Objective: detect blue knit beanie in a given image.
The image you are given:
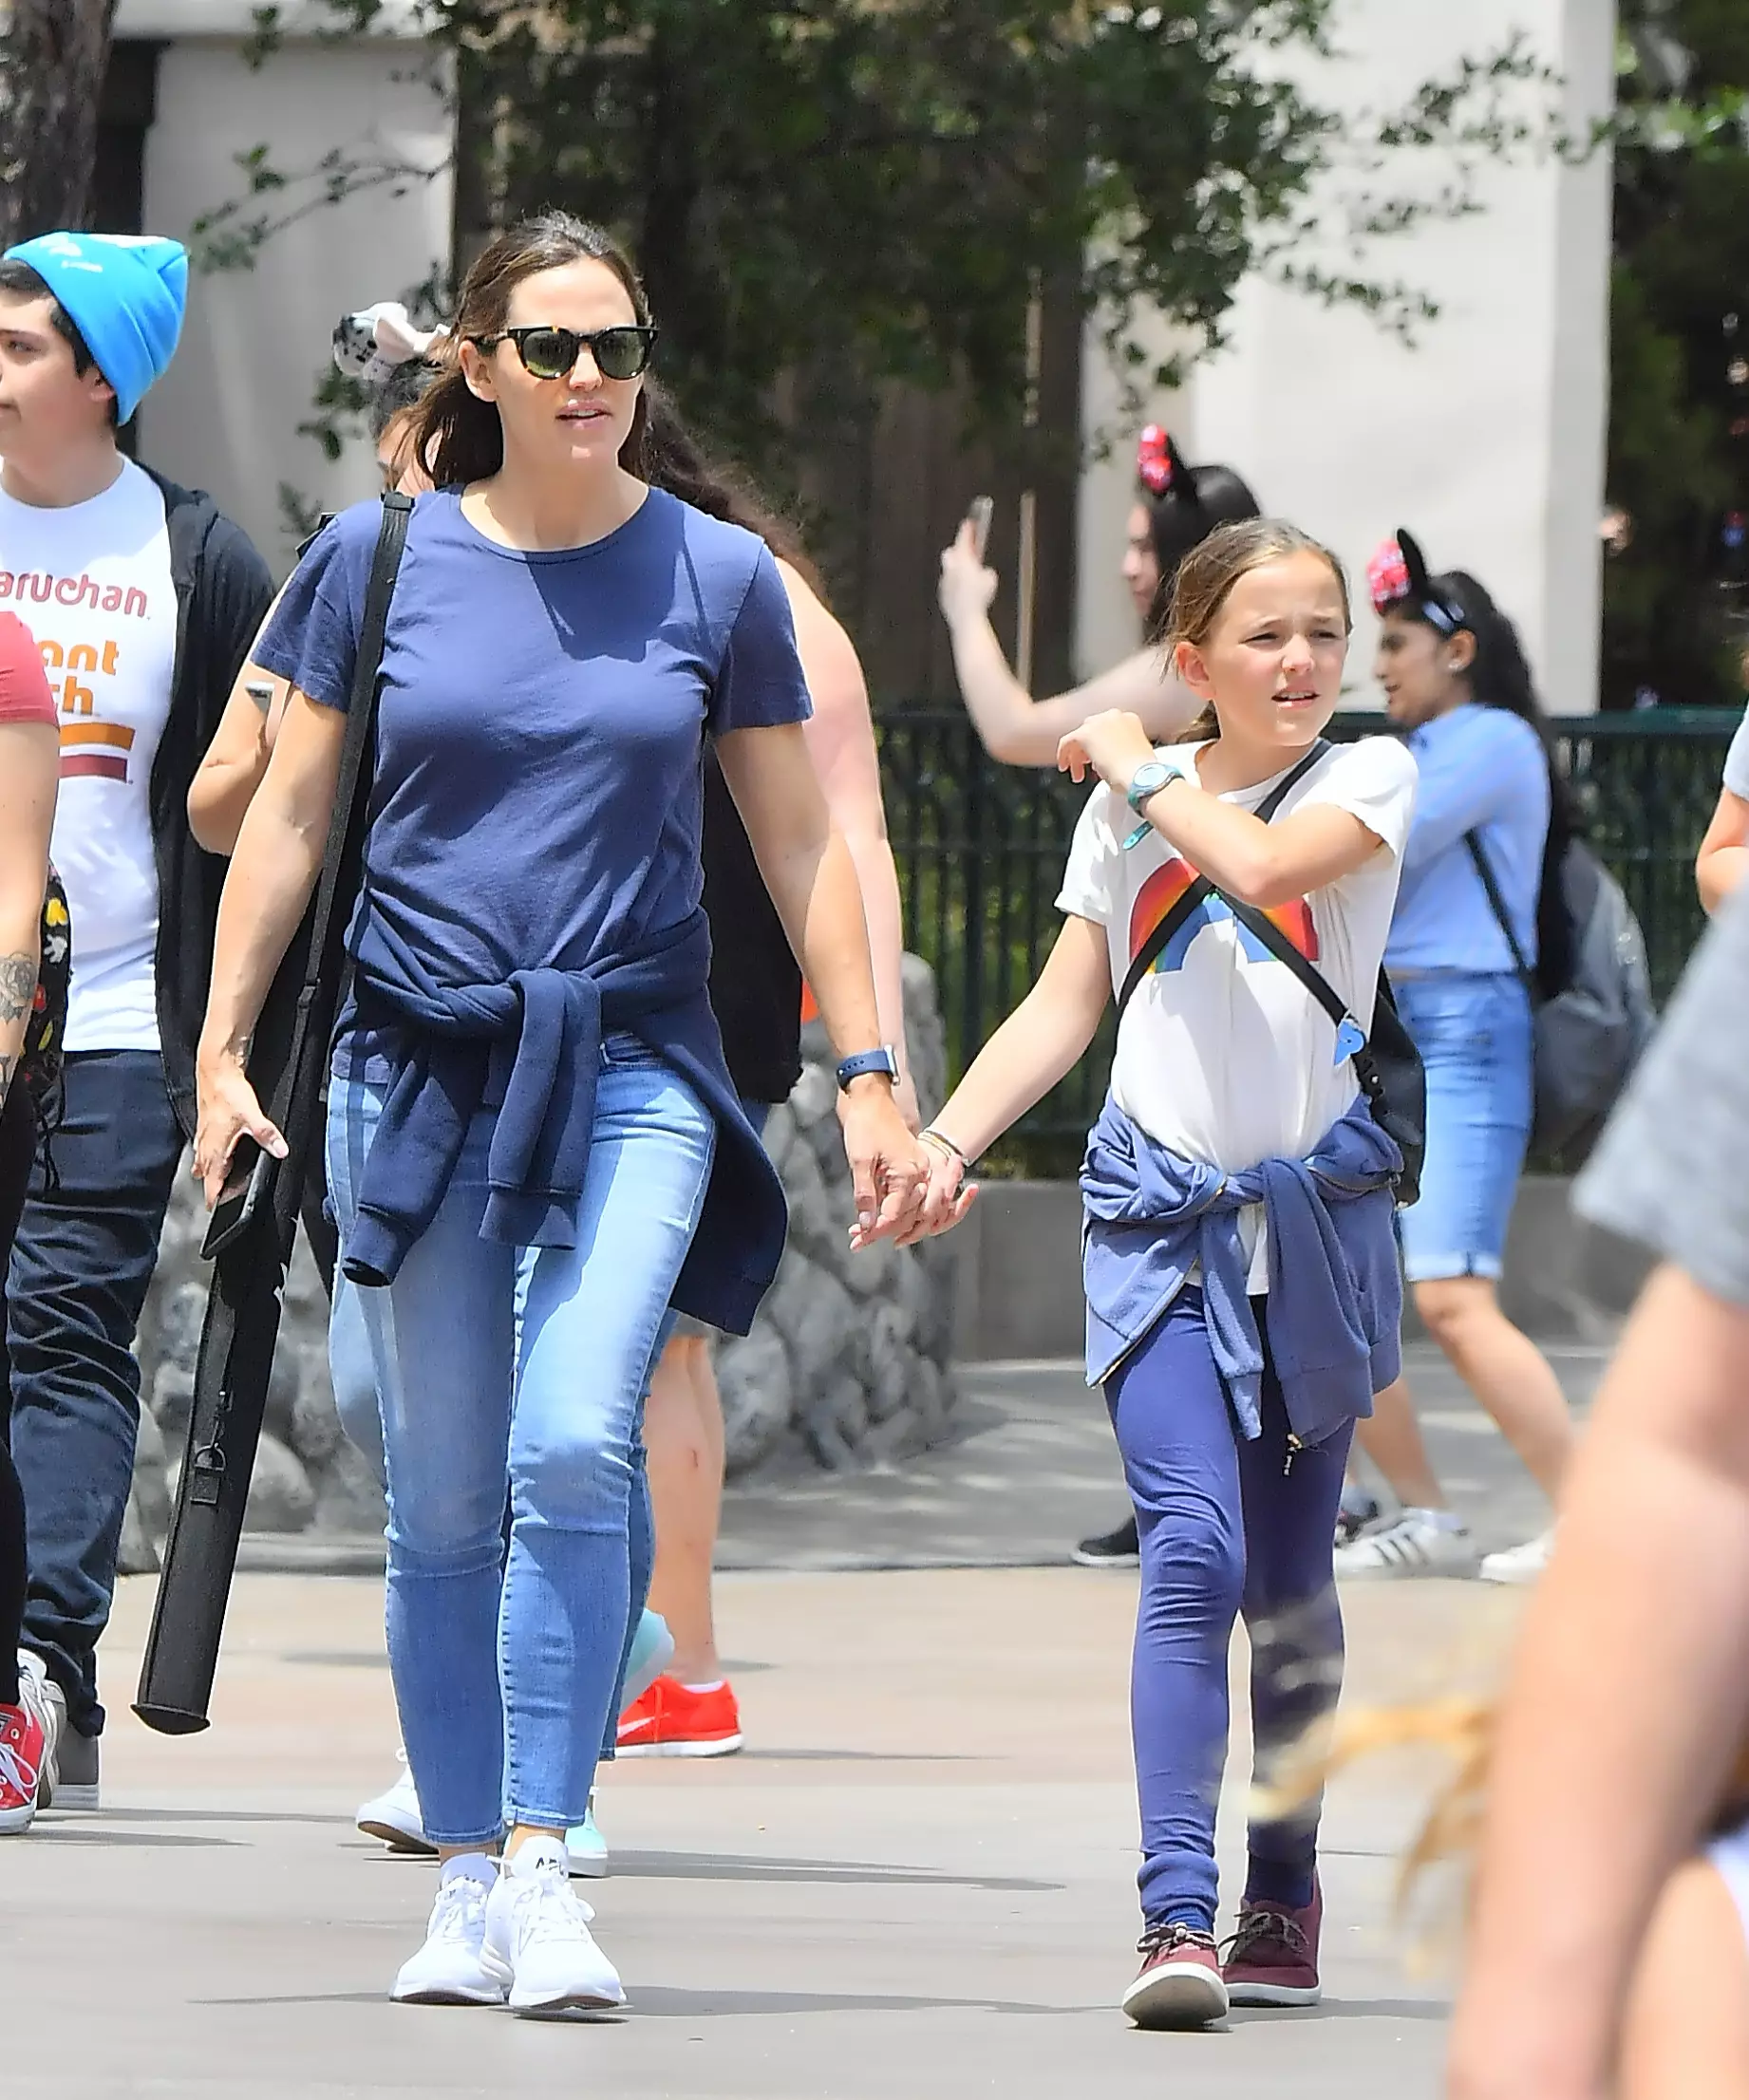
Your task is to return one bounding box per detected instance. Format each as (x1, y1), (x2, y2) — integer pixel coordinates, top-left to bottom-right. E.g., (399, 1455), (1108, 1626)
(3, 232), (189, 425)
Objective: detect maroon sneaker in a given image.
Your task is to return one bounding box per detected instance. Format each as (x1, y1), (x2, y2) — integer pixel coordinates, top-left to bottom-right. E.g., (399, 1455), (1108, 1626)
(1121, 1922), (1229, 2029)
(1222, 1880), (1322, 2007)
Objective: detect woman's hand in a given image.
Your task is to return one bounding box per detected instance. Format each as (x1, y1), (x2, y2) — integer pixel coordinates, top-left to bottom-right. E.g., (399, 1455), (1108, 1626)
(1057, 708), (1158, 795)
(193, 1044), (288, 1209)
(937, 518), (999, 629)
(887, 1135), (978, 1249)
(839, 1081), (930, 1245)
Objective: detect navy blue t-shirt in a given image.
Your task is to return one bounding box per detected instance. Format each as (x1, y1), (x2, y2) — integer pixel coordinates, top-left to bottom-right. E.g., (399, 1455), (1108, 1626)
(255, 485), (813, 1066)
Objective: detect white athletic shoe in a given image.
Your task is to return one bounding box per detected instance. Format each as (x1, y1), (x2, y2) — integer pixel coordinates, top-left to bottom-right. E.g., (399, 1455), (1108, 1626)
(566, 1793), (609, 1879)
(391, 1863), (505, 2005)
(1478, 1528), (1554, 1585)
(16, 1653), (61, 1809)
(1331, 1508), (1476, 1579)
(357, 1750), (437, 1855)
(482, 1836), (626, 2016)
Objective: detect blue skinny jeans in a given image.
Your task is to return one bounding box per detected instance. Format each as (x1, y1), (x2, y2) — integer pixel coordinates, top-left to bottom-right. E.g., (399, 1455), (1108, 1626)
(1105, 1286), (1353, 1933)
(325, 1033), (716, 1848)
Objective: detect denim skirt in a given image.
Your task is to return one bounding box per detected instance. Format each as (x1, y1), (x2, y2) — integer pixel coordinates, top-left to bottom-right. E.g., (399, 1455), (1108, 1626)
(1393, 971), (1533, 1284)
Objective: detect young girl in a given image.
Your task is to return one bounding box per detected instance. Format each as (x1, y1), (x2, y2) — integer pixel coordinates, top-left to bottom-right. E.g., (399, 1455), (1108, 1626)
(898, 519), (1418, 2027)
(194, 212), (924, 2012)
(1336, 534), (1573, 1585)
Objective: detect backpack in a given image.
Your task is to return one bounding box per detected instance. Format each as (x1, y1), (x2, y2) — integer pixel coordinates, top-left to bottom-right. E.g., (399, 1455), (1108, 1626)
(1116, 741), (1426, 1204)
(1465, 833), (1655, 1159)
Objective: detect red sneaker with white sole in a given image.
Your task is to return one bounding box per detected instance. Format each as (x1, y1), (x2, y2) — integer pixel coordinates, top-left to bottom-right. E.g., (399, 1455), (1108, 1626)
(1121, 1922), (1228, 2029)
(0, 1697), (46, 1835)
(1222, 1880), (1323, 2006)
(614, 1676), (743, 1757)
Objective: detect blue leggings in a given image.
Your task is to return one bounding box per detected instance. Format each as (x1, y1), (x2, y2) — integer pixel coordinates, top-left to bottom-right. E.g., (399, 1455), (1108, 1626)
(1105, 1287), (1353, 1932)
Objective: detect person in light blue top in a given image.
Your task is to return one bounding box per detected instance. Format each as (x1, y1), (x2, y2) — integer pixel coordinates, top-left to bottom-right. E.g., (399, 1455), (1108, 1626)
(1334, 530), (1576, 1590)
(188, 212), (926, 2015)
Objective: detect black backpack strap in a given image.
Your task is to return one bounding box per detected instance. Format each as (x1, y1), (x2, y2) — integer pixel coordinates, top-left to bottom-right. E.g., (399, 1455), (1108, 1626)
(266, 489), (413, 1136)
(1463, 830), (1533, 984)
(1112, 741), (1331, 1022)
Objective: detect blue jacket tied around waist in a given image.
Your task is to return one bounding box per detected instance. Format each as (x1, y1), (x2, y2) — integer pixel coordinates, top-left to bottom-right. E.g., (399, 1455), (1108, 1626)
(1081, 1097), (1403, 1447)
(339, 905), (786, 1337)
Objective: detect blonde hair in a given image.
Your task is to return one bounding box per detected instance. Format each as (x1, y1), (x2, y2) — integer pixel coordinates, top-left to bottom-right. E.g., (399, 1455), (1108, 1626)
(1155, 518), (1351, 743)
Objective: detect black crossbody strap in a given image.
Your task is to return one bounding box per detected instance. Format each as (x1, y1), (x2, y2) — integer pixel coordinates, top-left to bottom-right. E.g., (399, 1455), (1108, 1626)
(1113, 741), (1330, 1022)
(266, 491), (413, 1132)
(1463, 830), (1533, 984)
(1220, 894), (1350, 1031)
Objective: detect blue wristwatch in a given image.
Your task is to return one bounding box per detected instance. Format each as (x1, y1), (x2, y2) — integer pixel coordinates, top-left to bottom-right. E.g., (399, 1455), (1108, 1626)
(836, 1046), (901, 1091)
(1123, 759), (1184, 850)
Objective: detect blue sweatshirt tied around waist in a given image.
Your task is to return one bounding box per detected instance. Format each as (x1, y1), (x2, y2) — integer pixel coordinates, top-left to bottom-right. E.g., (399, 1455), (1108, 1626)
(1081, 1096), (1403, 1448)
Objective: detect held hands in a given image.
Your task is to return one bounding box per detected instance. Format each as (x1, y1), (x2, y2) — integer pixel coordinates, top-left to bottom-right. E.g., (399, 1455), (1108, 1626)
(838, 1078), (931, 1246)
(937, 517), (999, 629)
(193, 1043), (288, 1209)
(1057, 709), (1158, 795)
(851, 1130), (978, 1252)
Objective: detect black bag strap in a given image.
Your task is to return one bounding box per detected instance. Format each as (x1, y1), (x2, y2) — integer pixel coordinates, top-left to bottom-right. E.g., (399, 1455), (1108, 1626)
(1114, 741), (1330, 1020)
(1462, 830), (1534, 985)
(264, 491), (413, 1138)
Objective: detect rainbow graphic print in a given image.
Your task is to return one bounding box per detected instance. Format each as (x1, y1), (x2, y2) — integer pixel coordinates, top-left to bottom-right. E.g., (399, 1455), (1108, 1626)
(59, 719), (135, 783)
(1127, 853), (1319, 976)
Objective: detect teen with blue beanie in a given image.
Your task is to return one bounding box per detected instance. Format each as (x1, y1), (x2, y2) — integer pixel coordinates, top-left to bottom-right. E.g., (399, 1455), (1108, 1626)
(0, 231), (273, 1809)
(1334, 533), (1575, 1588)
(893, 519), (1419, 2028)
(191, 212), (926, 2014)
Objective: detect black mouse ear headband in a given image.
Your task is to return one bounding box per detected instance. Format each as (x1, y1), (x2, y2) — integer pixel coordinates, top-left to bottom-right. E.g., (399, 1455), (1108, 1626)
(1137, 424), (1199, 507)
(1366, 528), (1464, 633)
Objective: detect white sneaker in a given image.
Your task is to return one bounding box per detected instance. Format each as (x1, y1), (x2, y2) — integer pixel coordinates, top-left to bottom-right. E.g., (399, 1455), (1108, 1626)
(391, 1861), (505, 2005)
(16, 1654), (61, 1809)
(482, 1836), (625, 2016)
(566, 1792), (609, 1879)
(357, 1750), (437, 1855)
(1479, 1528), (1554, 1585)
(1332, 1508), (1476, 1579)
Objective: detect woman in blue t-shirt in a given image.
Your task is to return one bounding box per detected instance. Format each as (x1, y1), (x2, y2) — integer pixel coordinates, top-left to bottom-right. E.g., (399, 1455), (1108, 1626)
(1335, 532), (1574, 1588)
(189, 212), (925, 2014)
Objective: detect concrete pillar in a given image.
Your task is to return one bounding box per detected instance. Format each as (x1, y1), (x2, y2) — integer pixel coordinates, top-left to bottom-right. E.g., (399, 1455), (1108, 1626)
(1077, 0), (1616, 716)
(116, 2), (453, 572)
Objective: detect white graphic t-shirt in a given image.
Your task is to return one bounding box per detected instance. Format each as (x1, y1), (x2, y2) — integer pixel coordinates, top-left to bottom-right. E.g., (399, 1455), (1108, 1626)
(0, 459), (177, 1050)
(1058, 736), (1419, 1283)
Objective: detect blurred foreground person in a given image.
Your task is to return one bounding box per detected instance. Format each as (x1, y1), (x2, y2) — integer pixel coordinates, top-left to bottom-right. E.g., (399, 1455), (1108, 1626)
(1447, 884), (1749, 2100)
(0, 616), (64, 1833)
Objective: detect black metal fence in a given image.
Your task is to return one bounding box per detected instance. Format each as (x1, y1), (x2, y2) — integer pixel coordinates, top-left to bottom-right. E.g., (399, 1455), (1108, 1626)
(876, 708), (1738, 1167)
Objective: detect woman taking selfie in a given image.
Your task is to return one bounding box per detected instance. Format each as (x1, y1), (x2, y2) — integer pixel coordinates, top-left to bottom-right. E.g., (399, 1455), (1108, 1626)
(898, 519), (1417, 2026)
(196, 212), (924, 2013)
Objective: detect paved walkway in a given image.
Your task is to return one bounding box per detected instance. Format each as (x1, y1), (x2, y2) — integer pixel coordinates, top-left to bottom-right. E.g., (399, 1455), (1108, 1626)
(16, 1347), (1587, 2098)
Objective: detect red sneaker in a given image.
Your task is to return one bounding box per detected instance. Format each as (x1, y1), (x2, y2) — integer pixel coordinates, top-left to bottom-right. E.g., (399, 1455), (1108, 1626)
(0, 1698), (46, 1835)
(1222, 1881), (1323, 2006)
(614, 1676), (743, 1757)
(1120, 1922), (1228, 2029)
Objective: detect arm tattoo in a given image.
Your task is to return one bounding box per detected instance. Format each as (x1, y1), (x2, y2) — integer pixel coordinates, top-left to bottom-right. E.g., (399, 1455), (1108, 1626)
(0, 949), (34, 1026)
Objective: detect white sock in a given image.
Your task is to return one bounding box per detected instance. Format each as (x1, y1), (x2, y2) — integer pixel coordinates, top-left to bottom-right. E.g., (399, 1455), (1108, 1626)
(440, 1850), (497, 1887)
(682, 1679), (724, 1696)
(1405, 1507), (1467, 1532)
(507, 1833), (568, 1879)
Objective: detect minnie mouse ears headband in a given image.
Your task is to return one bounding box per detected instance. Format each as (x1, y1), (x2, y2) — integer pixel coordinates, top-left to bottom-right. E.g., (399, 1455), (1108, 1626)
(1366, 528), (1465, 634)
(1137, 423), (1198, 503)
(331, 300), (446, 389)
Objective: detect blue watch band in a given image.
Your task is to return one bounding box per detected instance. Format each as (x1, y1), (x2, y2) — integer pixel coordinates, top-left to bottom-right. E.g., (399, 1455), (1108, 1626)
(836, 1047), (900, 1090)
(1123, 761), (1183, 850)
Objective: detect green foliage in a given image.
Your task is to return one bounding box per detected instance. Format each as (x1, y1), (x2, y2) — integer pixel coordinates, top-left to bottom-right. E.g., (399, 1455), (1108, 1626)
(1605, 0), (1749, 709)
(214, 1), (1558, 481)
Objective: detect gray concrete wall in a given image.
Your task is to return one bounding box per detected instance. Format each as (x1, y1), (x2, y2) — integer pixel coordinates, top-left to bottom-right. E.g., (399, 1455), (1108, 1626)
(952, 1173), (1655, 1363)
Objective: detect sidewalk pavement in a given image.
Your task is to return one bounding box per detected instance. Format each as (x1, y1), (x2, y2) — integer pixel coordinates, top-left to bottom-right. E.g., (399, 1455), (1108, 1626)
(14, 1347), (1581, 2099)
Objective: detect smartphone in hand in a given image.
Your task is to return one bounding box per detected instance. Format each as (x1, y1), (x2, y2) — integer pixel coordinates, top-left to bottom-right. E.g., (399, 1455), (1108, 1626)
(967, 496), (994, 563)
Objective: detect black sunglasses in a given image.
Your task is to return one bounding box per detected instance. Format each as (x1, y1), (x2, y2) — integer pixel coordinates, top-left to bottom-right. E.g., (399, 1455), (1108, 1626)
(469, 324), (658, 384)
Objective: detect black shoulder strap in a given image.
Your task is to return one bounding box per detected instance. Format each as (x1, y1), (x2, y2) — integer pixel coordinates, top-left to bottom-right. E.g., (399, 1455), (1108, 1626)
(1114, 741), (1330, 1021)
(1463, 830), (1533, 984)
(266, 490), (413, 1134)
